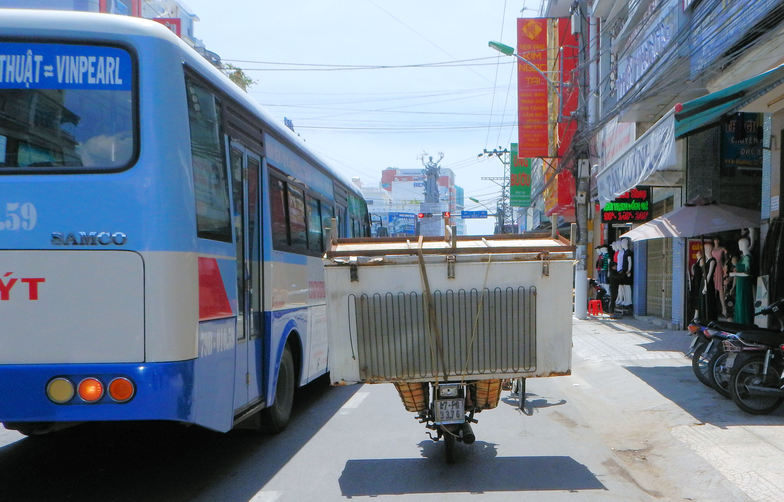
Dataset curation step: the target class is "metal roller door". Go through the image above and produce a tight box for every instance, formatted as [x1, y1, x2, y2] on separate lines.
[646, 198, 674, 319]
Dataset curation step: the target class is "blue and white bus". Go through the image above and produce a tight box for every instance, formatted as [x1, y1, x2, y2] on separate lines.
[0, 9, 369, 435]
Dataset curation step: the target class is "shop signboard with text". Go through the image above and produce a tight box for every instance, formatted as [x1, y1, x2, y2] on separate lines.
[601, 187, 652, 223]
[510, 143, 532, 207]
[517, 18, 549, 158]
[516, 18, 578, 159]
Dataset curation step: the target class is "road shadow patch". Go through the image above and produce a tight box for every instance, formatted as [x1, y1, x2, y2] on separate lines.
[501, 392, 567, 416]
[339, 441, 604, 496]
[0, 378, 363, 502]
[625, 365, 784, 426]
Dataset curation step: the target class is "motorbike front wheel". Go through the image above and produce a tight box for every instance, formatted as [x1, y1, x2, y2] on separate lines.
[709, 350, 732, 398]
[691, 340, 715, 388]
[442, 427, 456, 464]
[729, 355, 784, 415]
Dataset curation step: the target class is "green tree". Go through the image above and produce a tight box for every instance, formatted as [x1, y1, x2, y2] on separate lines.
[223, 63, 256, 91]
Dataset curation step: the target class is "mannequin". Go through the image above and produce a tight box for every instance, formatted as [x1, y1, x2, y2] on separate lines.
[712, 238, 728, 318]
[608, 241, 623, 313]
[730, 236, 754, 324]
[689, 254, 705, 321]
[699, 241, 719, 322]
[596, 246, 610, 289]
[619, 238, 633, 309]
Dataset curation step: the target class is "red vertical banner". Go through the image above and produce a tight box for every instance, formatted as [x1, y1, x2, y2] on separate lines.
[556, 19, 579, 158]
[517, 18, 549, 158]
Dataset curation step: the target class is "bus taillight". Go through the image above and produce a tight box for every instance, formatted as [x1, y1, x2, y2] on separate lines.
[46, 378, 75, 404]
[78, 378, 104, 403]
[108, 377, 135, 403]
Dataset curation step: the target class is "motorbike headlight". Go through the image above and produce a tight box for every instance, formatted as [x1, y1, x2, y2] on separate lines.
[438, 384, 460, 398]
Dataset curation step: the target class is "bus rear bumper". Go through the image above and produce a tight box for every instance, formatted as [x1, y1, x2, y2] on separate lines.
[0, 361, 197, 427]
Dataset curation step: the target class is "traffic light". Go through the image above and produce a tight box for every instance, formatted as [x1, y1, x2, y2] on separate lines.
[442, 211, 451, 219]
[417, 212, 433, 219]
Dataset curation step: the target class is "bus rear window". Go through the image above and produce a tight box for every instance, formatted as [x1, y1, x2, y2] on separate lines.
[0, 42, 134, 172]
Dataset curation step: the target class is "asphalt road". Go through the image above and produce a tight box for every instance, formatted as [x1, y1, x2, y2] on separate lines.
[1, 317, 781, 501]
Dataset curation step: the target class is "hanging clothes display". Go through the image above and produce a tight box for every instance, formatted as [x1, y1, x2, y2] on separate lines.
[734, 253, 754, 324]
[699, 245, 719, 322]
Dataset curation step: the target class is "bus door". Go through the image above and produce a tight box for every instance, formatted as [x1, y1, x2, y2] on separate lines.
[230, 143, 264, 409]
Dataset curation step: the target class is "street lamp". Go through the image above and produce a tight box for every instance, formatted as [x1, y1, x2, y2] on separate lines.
[488, 40, 572, 121]
[468, 196, 493, 211]
[490, 37, 588, 319]
[469, 197, 505, 234]
[488, 41, 560, 88]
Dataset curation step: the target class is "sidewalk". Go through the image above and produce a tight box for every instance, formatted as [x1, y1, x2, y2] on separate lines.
[572, 314, 784, 502]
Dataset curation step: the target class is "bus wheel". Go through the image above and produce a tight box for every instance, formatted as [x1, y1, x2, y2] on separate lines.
[3, 422, 56, 436]
[261, 346, 295, 433]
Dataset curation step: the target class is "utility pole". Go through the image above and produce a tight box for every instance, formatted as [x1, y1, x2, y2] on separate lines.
[478, 148, 512, 233]
[573, 0, 590, 320]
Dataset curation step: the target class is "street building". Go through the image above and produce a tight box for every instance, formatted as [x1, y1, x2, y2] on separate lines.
[358, 167, 465, 237]
[9, 0, 208, 61]
[525, 0, 784, 328]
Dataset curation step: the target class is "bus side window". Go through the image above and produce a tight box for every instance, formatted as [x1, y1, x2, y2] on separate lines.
[305, 195, 323, 253]
[321, 204, 334, 249]
[269, 177, 289, 248]
[186, 77, 231, 242]
[336, 206, 347, 238]
[287, 185, 307, 251]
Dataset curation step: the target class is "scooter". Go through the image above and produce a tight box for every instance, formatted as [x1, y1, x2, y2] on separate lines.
[398, 379, 501, 464]
[421, 382, 477, 464]
[710, 299, 784, 414]
[689, 299, 784, 397]
[724, 300, 784, 414]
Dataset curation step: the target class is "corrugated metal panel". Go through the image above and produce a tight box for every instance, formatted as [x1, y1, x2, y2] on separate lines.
[646, 198, 674, 319]
[351, 287, 536, 381]
[647, 239, 665, 316]
[633, 240, 647, 316]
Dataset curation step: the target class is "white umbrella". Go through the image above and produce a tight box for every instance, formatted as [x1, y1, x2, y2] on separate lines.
[619, 198, 760, 241]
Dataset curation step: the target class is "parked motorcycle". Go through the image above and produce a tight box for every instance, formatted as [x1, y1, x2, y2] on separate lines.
[689, 320, 714, 386]
[689, 299, 784, 398]
[689, 320, 745, 393]
[721, 300, 784, 414]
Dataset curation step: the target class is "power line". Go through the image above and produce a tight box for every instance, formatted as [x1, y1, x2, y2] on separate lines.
[484, 0, 509, 148]
[234, 61, 515, 72]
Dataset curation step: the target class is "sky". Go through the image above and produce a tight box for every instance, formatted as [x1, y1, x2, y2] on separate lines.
[183, 0, 543, 234]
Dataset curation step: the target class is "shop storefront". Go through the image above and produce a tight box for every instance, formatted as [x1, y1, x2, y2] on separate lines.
[595, 63, 784, 328]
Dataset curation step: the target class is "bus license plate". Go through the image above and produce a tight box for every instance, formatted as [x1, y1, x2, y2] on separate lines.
[434, 398, 464, 424]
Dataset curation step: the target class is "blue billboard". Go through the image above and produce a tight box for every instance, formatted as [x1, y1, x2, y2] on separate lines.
[388, 212, 416, 236]
[0, 42, 132, 90]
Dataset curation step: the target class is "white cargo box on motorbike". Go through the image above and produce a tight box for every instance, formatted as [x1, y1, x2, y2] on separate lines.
[323, 232, 574, 385]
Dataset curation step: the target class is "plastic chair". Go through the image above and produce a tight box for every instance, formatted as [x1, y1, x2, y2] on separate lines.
[588, 299, 603, 316]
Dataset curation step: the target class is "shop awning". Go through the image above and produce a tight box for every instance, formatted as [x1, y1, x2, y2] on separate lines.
[674, 63, 784, 138]
[598, 63, 784, 206]
[597, 109, 678, 205]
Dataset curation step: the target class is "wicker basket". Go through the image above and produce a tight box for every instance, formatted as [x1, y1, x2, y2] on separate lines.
[474, 379, 502, 409]
[393, 381, 429, 412]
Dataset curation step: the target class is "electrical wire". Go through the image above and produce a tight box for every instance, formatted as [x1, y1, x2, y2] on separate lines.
[484, 0, 509, 148]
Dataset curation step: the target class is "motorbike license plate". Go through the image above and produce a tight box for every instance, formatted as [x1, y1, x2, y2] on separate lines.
[434, 398, 464, 424]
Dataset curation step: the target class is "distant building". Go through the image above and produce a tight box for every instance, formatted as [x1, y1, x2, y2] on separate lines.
[7, 1, 205, 53]
[3, 0, 140, 15]
[372, 167, 465, 237]
[141, 0, 203, 50]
